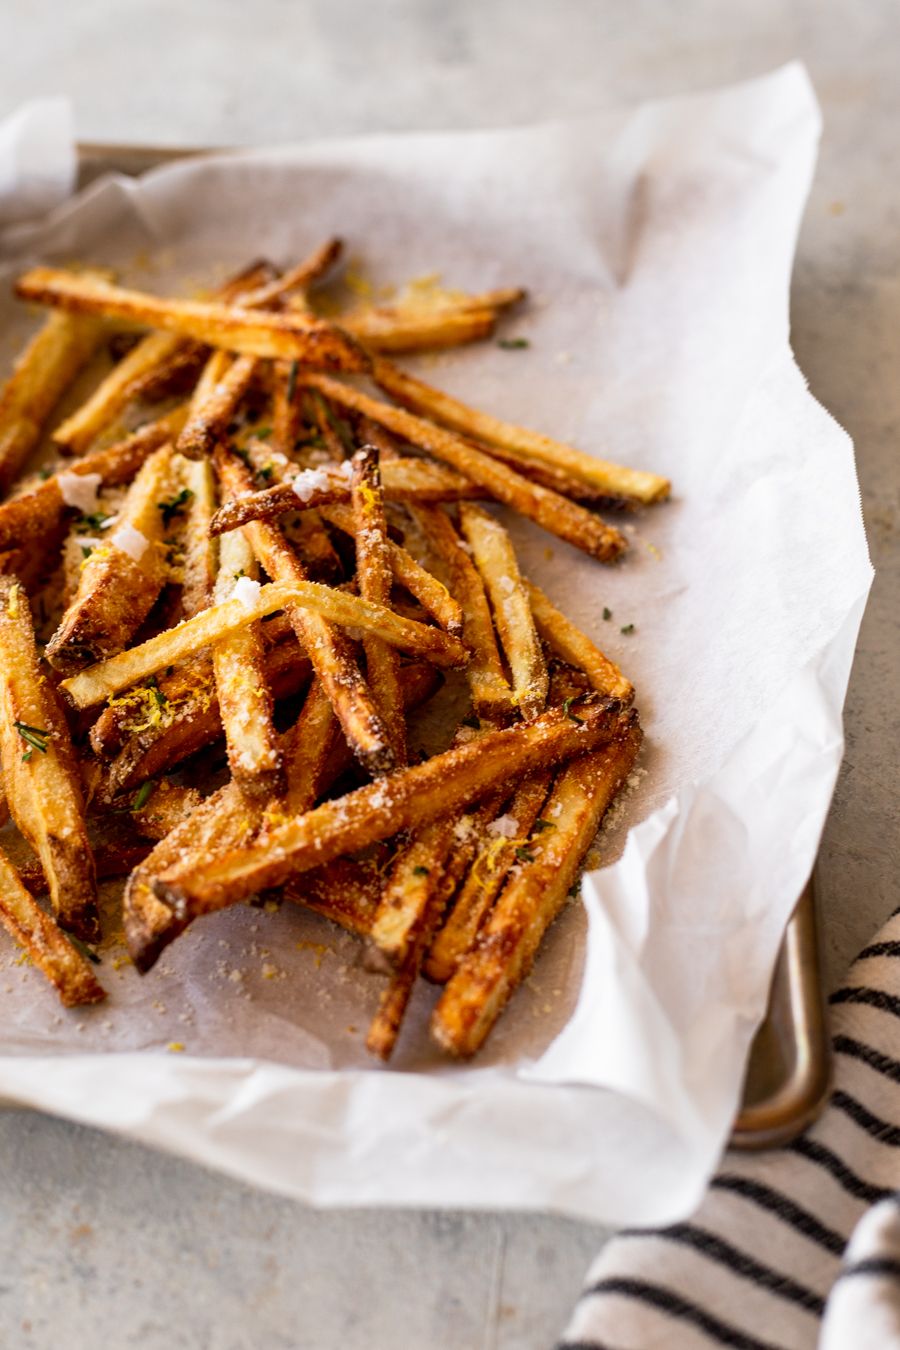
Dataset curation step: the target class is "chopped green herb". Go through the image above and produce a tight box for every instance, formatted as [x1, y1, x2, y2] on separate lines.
[234, 568, 245, 580]
[255, 463, 274, 484]
[14, 720, 50, 761]
[79, 510, 114, 531]
[412, 865, 430, 877]
[295, 434, 326, 452]
[498, 337, 530, 350]
[562, 696, 584, 724]
[38, 467, 52, 481]
[254, 426, 273, 441]
[567, 880, 581, 899]
[602, 606, 612, 621]
[233, 446, 252, 468]
[514, 845, 535, 863]
[80, 545, 94, 560]
[157, 487, 194, 526]
[286, 360, 299, 404]
[68, 934, 101, 965]
[620, 623, 635, 635]
[533, 818, 556, 833]
[165, 665, 174, 676]
[461, 712, 481, 730]
[131, 781, 154, 811]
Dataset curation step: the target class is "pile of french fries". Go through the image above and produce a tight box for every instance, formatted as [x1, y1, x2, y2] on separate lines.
[0, 240, 669, 1057]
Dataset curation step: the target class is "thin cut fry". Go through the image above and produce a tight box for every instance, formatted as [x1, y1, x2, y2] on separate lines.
[374, 358, 671, 505]
[0, 307, 105, 491]
[176, 353, 258, 460]
[283, 856, 378, 937]
[459, 503, 548, 718]
[45, 443, 175, 674]
[0, 845, 104, 1006]
[0, 576, 99, 940]
[154, 694, 628, 917]
[351, 445, 406, 766]
[526, 580, 633, 702]
[131, 781, 202, 840]
[432, 716, 642, 1056]
[346, 306, 497, 353]
[410, 505, 514, 723]
[51, 260, 275, 453]
[237, 237, 344, 310]
[178, 457, 218, 617]
[16, 267, 371, 370]
[212, 527, 285, 801]
[301, 373, 627, 563]
[425, 770, 552, 983]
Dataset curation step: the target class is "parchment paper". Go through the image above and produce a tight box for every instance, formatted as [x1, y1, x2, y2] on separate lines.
[0, 67, 872, 1224]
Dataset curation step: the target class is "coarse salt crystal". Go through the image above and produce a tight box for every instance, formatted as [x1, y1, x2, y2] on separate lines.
[487, 814, 518, 839]
[111, 522, 149, 561]
[57, 471, 102, 513]
[292, 467, 331, 503]
[232, 575, 262, 609]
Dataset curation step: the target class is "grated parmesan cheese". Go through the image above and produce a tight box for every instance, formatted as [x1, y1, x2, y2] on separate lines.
[487, 814, 518, 839]
[111, 522, 149, 561]
[57, 471, 102, 513]
[232, 575, 261, 609]
[291, 467, 331, 503]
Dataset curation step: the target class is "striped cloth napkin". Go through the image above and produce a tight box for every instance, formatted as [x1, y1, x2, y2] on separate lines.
[559, 905, 900, 1349]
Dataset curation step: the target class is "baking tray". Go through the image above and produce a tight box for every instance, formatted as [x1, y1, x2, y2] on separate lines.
[74, 140, 831, 1149]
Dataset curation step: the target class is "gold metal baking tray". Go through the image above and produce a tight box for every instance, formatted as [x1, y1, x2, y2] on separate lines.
[74, 140, 832, 1148]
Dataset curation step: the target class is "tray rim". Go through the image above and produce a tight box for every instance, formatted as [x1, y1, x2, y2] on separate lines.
[74, 138, 831, 1149]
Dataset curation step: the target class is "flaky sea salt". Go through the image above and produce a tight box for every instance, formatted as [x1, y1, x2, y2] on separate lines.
[487, 814, 518, 839]
[57, 471, 102, 513]
[232, 575, 262, 609]
[292, 467, 331, 503]
[111, 522, 149, 561]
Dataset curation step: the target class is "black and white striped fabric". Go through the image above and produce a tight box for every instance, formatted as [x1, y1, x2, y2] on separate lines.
[559, 909, 900, 1350]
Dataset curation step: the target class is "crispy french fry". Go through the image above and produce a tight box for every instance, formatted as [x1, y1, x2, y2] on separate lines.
[432, 716, 642, 1056]
[51, 260, 276, 454]
[352, 445, 406, 766]
[320, 502, 463, 637]
[215, 451, 397, 778]
[459, 503, 548, 719]
[283, 856, 378, 937]
[130, 781, 202, 840]
[0, 576, 99, 941]
[373, 358, 670, 506]
[238, 237, 344, 310]
[346, 306, 498, 353]
[177, 353, 258, 460]
[424, 770, 552, 983]
[526, 580, 633, 702]
[16, 841, 151, 894]
[154, 694, 628, 918]
[16, 267, 370, 370]
[212, 527, 285, 801]
[410, 504, 513, 723]
[45, 444, 176, 674]
[0, 308, 105, 491]
[177, 457, 218, 618]
[472, 439, 629, 507]
[0, 845, 104, 1006]
[301, 373, 627, 563]
[279, 678, 337, 816]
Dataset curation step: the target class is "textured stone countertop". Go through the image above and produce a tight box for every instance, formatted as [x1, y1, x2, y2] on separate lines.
[0, 3, 897, 1346]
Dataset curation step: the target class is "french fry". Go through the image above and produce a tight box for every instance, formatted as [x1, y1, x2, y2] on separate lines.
[215, 450, 398, 777]
[0, 576, 99, 941]
[472, 439, 629, 507]
[424, 770, 552, 983]
[0, 845, 105, 1006]
[16, 841, 151, 894]
[432, 716, 642, 1056]
[16, 267, 371, 371]
[177, 457, 218, 618]
[279, 678, 337, 815]
[45, 444, 175, 675]
[373, 358, 671, 506]
[237, 237, 344, 310]
[346, 306, 498, 353]
[51, 260, 276, 454]
[130, 780, 202, 840]
[410, 504, 513, 723]
[301, 373, 627, 563]
[176, 353, 258, 460]
[154, 694, 628, 918]
[0, 308, 105, 491]
[459, 503, 548, 719]
[526, 580, 633, 702]
[211, 527, 285, 801]
[352, 445, 406, 766]
[320, 502, 463, 637]
[283, 856, 378, 938]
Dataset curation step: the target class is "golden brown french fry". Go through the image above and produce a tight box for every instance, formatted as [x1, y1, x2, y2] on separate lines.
[424, 770, 552, 983]
[238, 237, 344, 310]
[320, 502, 463, 637]
[472, 439, 629, 507]
[16, 267, 371, 371]
[373, 359, 671, 506]
[459, 503, 548, 719]
[176, 353, 258, 460]
[346, 306, 498, 353]
[217, 449, 395, 777]
[525, 580, 633, 702]
[16, 840, 151, 894]
[352, 445, 406, 766]
[154, 694, 628, 918]
[51, 260, 276, 454]
[410, 504, 513, 723]
[45, 444, 176, 675]
[301, 373, 627, 563]
[0, 576, 99, 941]
[130, 780, 202, 840]
[177, 457, 218, 618]
[283, 856, 378, 937]
[212, 527, 285, 801]
[0, 308, 105, 491]
[0, 845, 105, 1006]
[432, 716, 642, 1056]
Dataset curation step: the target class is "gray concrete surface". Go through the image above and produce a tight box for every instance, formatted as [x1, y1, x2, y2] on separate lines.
[0, 2, 898, 1347]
